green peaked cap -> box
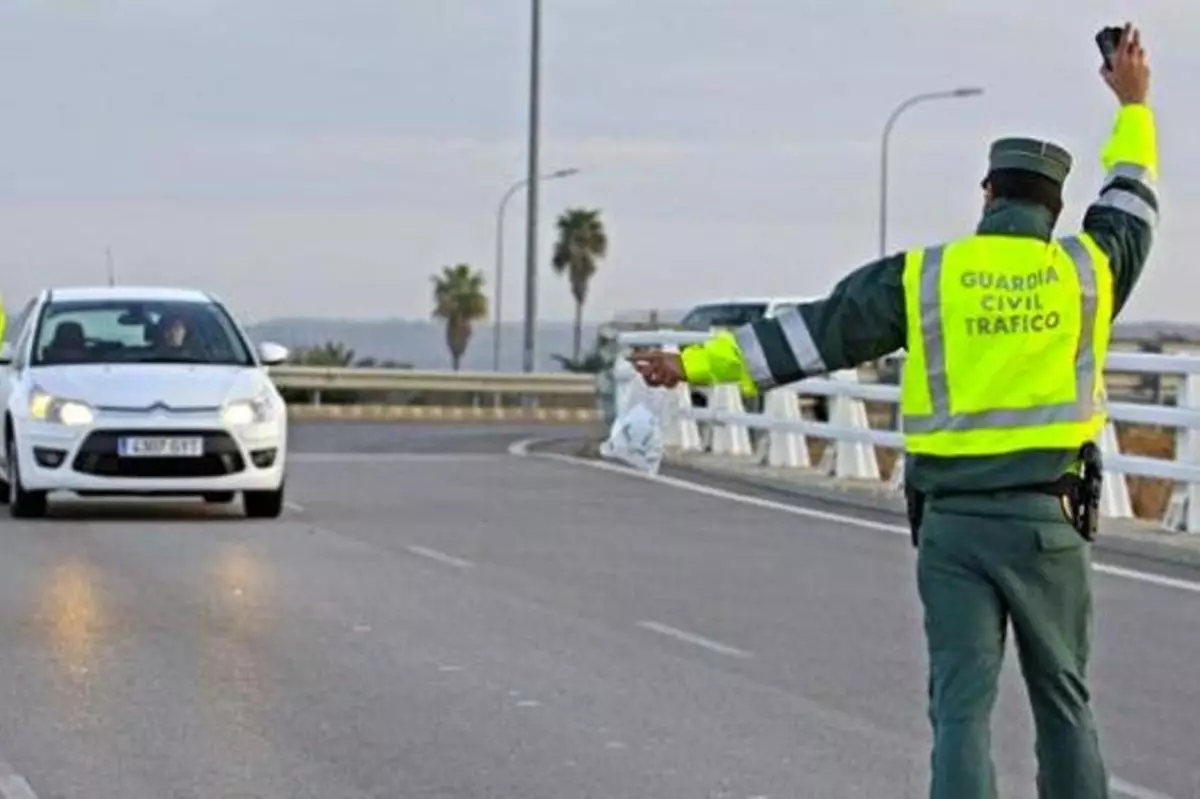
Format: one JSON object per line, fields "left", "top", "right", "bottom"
{"left": 985, "top": 137, "right": 1072, "bottom": 185}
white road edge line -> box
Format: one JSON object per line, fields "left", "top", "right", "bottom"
{"left": 406, "top": 545, "right": 475, "bottom": 570}
{"left": 512, "top": 438, "right": 1185, "bottom": 799}
{"left": 0, "top": 759, "right": 39, "bottom": 799}
{"left": 637, "top": 620, "right": 753, "bottom": 659}
{"left": 507, "top": 440, "right": 1200, "bottom": 597}
{"left": 284, "top": 500, "right": 305, "bottom": 513}
{"left": 290, "top": 453, "right": 505, "bottom": 464}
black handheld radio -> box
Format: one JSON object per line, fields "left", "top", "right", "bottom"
{"left": 1096, "top": 26, "right": 1125, "bottom": 71}
{"left": 1075, "top": 442, "right": 1104, "bottom": 541}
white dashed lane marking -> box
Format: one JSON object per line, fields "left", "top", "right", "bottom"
{"left": 637, "top": 620, "right": 753, "bottom": 659}
{"left": 406, "top": 545, "right": 475, "bottom": 570}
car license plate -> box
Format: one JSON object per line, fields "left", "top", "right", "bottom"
{"left": 117, "top": 436, "right": 205, "bottom": 458}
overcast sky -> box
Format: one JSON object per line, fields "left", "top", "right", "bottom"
{"left": 0, "top": 0, "right": 1195, "bottom": 324}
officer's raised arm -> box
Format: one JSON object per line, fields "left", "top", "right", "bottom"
{"left": 677, "top": 255, "right": 907, "bottom": 397}
{"left": 1078, "top": 23, "right": 1156, "bottom": 318}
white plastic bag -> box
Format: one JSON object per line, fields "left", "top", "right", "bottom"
{"left": 598, "top": 361, "right": 669, "bottom": 474}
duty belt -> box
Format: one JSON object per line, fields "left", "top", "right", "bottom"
{"left": 905, "top": 442, "right": 1103, "bottom": 546}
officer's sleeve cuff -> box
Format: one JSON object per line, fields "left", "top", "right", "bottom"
{"left": 680, "top": 336, "right": 762, "bottom": 399}
{"left": 1102, "top": 103, "right": 1158, "bottom": 177}
{"left": 680, "top": 345, "right": 712, "bottom": 385}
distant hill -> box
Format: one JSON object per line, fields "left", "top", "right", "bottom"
{"left": 245, "top": 318, "right": 600, "bottom": 372}
{"left": 244, "top": 315, "right": 1200, "bottom": 373}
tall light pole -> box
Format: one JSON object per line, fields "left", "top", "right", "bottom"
{"left": 494, "top": 167, "right": 579, "bottom": 372}
{"left": 520, "top": 0, "right": 543, "bottom": 373}
{"left": 879, "top": 87, "right": 983, "bottom": 256}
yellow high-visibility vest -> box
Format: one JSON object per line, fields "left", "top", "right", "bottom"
{"left": 900, "top": 233, "right": 1114, "bottom": 457}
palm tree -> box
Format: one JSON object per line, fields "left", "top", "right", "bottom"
{"left": 432, "top": 264, "right": 488, "bottom": 371}
{"left": 292, "top": 340, "right": 355, "bottom": 367}
{"left": 281, "top": 340, "right": 357, "bottom": 404}
{"left": 551, "top": 207, "right": 608, "bottom": 361}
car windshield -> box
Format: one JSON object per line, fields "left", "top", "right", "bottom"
{"left": 30, "top": 298, "right": 255, "bottom": 367}
{"left": 679, "top": 303, "right": 768, "bottom": 330}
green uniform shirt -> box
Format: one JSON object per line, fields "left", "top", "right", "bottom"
{"left": 681, "top": 105, "right": 1159, "bottom": 495}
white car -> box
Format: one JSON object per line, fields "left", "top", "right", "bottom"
{"left": 677, "top": 296, "right": 817, "bottom": 332}
{"left": 0, "top": 286, "right": 290, "bottom": 519}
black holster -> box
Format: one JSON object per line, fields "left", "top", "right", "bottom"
{"left": 905, "top": 483, "right": 925, "bottom": 548}
{"left": 1067, "top": 442, "right": 1104, "bottom": 541}
{"left": 1039, "top": 442, "right": 1104, "bottom": 541}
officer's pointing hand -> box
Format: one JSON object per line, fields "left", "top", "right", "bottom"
{"left": 1102, "top": 23, "right": 1150, "bottom": 105}
{"left": 629, "top": 349, "right": 685, "bottom": 388}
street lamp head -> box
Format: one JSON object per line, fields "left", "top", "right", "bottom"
{"left": 550, "top": 168, "right": 580, "bottom": 178}
{"left": 953, "top": 87, "right": 985, "bottom": 97}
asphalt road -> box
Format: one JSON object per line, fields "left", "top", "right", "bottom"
{"left": 288, "top": 420, "right": 600, "bottom": 455}
{"left": 0, "top": 421, "right": 1195, "bottom": 798}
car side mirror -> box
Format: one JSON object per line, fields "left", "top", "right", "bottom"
{"left": 256, "top": 341, "right": 290, "bottom": 366}
{"left": 0, "top": 341, "right": 13, "bottom": 366}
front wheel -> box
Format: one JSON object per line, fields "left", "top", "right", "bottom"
{"left": 243, "top": 485, "right": 284, "bottom": 519}
{"left": 7, "top": 436, "right": 48, "bottom": 519}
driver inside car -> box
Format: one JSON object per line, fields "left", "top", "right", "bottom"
{"left": 152, "top": 313, "right": 203, "bottom": 358}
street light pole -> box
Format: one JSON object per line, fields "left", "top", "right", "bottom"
{"left": 879, "top": 87, "right": 983, "bottom": 257}
{"left": 521, "top": 0, "right": 542, "bottom": 373}
{"left": 493, "top": 167, "right": 579, "bottom": 372}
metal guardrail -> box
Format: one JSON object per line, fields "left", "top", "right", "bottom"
{"left": 267, "top": 366, "right": 597, "bottom": 396}
{"left": 614, "top": 330, "right": 1200, "bottom": 534}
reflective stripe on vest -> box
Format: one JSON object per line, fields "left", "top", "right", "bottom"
{"left": 901, "top": 235, "right": 1105, "bottom": 440}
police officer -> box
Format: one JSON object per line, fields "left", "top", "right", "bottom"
{"left": 633, "top": 23, "right": 1155, "bottom": 799}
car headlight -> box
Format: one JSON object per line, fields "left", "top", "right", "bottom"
{"left": 28, "top": 387, "right": 95, "bottom": 426}
{"left": 221, "top": 393, "right": 275, "bottom": 426}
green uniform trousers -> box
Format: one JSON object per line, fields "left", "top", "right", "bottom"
{"left": 916, "top": 491, "right": 1109, "bottom": 798}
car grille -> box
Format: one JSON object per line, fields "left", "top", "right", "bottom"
{"left": 72, "top": 429, "right": 246, "bottom": 478}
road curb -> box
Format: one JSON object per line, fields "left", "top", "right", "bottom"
{"left": 526, "top": 438, "right": 1200, "bottom": 570}
{"left": 661, "top": 455, "right": 1200, "bottom": 570}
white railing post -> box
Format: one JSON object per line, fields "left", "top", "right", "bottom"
{"left": 764, "top": 387, "right": 810, "bottom": 468}
{"left": 821, "top": 369, "right": 881, "bottom": 480}
{"left": 1162, "top": 372, "right": 1200, "bottom": 533}
{"left": 1098, "top": 420, "right": 1134, "bottom": 519}
{"left": 665, "top": 382, "right": 703, "bottom": 452}
{"left": 656, "top": 343, "right": 702, "bottom": 453}
{"left": 887, "top": 451, "right": 906, "bottom": 492}
{"left": 885, "top": 395, "right": 905, "bottom": 492}
{"left": 709, "top": 384, "right": 754, "bottom": 457}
